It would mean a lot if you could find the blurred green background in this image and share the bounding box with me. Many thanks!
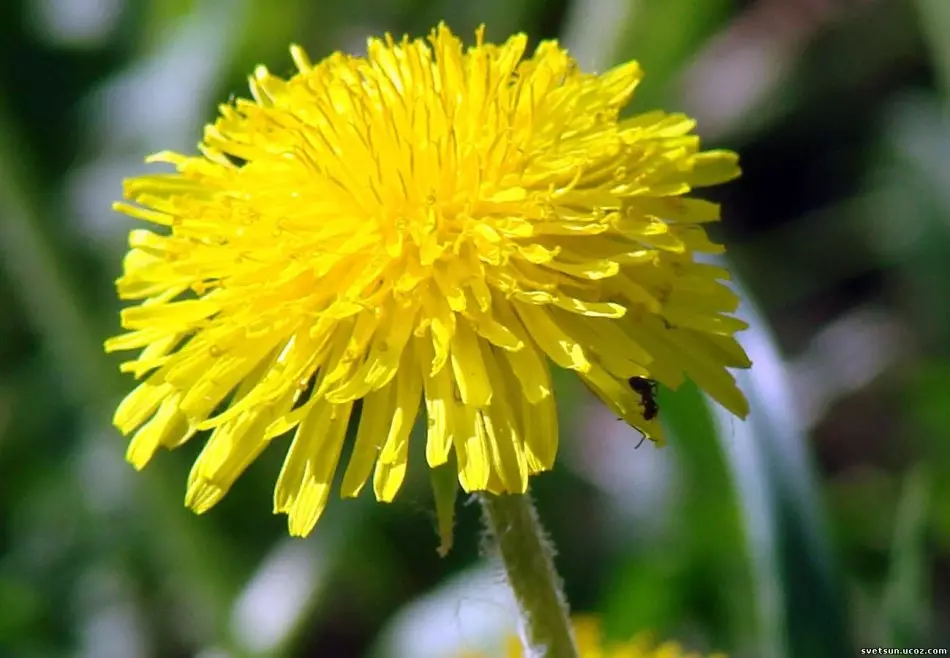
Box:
[2,0,949,656]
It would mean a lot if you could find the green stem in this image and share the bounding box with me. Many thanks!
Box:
[916,0,950,103]
[478,492,579,658]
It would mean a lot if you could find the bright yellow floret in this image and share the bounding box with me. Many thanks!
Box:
[459,617,726,657]
[107,23,751,536]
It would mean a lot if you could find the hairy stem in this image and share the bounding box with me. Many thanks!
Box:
[478,492,579,658]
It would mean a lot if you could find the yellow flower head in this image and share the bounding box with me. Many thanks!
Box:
[107,24,751,536]
[462,617,725,658]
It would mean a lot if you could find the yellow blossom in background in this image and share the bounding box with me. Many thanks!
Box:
[106,23,751,536]
[459,617,726,658]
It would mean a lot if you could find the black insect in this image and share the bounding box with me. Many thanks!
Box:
[627,376,659,422]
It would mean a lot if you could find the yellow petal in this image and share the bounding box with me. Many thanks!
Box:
[479,349,528,493]
[418,337,456,467]
[688,150,741,186]
[125,394,190,469]
[514,302,591,372]
[453,402,488,493]
[286,400,354,536]
[449,319,493,407]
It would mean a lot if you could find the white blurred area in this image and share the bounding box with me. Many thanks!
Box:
[560,0,635,73]
[787,306,906,429]
[76,565,147,658]
[26,0,125,48]
[374,564,519,658]
[568,394,678,542]
[231,539,332,655]
[47,0,250,251]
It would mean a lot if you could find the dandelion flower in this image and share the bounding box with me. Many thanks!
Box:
[106,24,751,536]
[460,617,726,657]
